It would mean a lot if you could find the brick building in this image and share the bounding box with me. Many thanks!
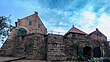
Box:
[65,25,87,39]
[87,28,107,41]
[16,12,47,35]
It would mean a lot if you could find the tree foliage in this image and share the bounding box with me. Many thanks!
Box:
[0,16,14,43]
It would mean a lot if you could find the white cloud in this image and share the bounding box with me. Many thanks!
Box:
[40,0,110,40]
[69,9,97,34]
[82,11,96,21]
[97,13,110,40]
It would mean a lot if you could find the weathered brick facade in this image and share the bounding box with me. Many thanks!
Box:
[16,12,47,34]
[87,28,107,41]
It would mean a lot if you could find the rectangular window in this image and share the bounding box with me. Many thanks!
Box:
[28,21,32,26]
[38,23,40,28]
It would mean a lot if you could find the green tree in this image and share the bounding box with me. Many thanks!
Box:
[0,16,14,43]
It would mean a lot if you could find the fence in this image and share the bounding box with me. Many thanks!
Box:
[47,31,65,35]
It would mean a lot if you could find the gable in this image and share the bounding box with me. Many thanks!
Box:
[88,28,107,41]
[16,12,47,34]
[66,26,87,35]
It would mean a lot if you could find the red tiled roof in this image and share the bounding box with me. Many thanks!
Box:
[67,26,87,35]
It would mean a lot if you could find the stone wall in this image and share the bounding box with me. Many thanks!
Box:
[47,34,66,61]
[63,37,77,61]
[63,35,106,60]
[13,33,46,60]
[0,29,17,56]
[0,31,46,60]
[0,31,109,61]
[103,42,110,57]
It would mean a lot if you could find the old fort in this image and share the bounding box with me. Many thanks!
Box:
[0,12,110,61]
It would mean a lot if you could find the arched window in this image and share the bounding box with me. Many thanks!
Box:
[17,28,27,37]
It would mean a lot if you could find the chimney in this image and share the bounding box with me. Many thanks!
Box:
[15,22,17,27]
[72,25,74,27]
[96,28,98,31]
[35,11,38,14]
[18,19,20,21]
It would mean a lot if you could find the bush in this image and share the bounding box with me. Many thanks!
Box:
[103,58,110,62]
[77,55,85,61]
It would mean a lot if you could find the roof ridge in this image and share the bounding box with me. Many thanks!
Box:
[67,26,87,35]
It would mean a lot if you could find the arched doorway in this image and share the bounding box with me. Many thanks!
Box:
[83,46,92,59]
[93,46,101,58]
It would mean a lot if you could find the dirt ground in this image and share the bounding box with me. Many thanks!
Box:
[0,57,85,62]
[0,57,46,62]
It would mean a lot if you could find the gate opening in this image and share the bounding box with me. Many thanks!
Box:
[93,47,101,58]
[83,46,92,59]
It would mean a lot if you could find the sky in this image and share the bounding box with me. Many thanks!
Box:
[0,0,110,42]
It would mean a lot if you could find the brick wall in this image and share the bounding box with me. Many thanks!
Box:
[89,34,107,41]
[16,12,47,34]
